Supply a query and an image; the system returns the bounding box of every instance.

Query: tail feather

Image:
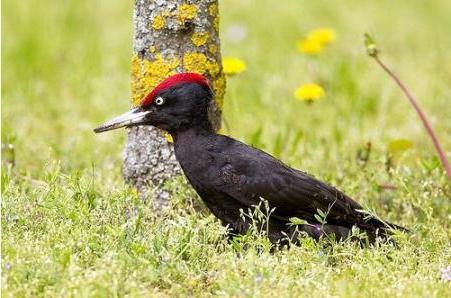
[363,217,409,232]
[358,218,409,243]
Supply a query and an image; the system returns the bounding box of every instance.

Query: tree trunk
[124,0,225,209]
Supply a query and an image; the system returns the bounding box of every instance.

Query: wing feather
[215,140,366,227]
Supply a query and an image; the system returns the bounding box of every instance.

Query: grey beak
[93,108,151,133]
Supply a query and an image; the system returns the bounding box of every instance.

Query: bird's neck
[171,124,215,144]
[171,125,217,167]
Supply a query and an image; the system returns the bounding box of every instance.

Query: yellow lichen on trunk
[191,31,209,47]
[176,4,198,24]
[131,54,179,106]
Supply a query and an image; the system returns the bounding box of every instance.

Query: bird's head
[94,73,214,134]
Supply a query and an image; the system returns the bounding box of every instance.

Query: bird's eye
[155,97,165,106]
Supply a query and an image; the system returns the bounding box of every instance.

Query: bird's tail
[366,217,409,232]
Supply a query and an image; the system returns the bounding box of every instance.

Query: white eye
[155,97,165,106]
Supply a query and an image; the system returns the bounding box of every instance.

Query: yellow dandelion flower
[308,28,336,45]
[294,83,325,101]
[297,27,336,55]
[297,38,324,54]
[222,57,246,76]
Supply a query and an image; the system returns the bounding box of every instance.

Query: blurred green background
[3,0,450,176]
[2,1,450,297]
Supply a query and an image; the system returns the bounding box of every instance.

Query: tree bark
[124,0,225,209]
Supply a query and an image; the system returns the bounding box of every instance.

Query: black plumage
[95,74,406,245]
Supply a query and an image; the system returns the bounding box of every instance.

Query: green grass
[2,0,451,296]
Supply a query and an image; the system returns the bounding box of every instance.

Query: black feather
[173,129,406,245]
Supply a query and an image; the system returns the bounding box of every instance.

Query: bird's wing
[214,139,367,227]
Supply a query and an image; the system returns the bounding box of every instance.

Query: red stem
[374,56,451,179]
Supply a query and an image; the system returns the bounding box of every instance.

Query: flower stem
[373,56,451,179]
